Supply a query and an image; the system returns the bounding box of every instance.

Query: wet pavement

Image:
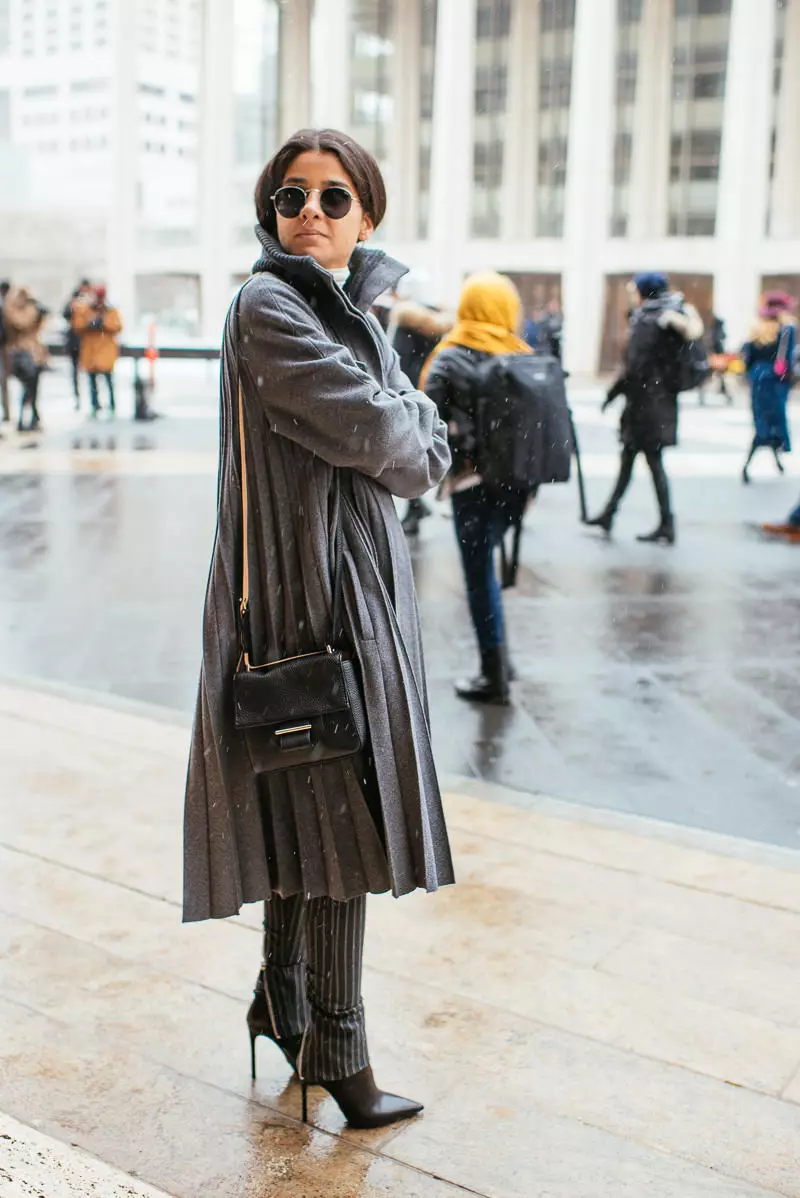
[1,681,799,1196]
[1,359,799,848]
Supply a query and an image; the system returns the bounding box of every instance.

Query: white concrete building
[1,0,798,371]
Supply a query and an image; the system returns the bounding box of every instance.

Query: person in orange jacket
[72,285,123,416]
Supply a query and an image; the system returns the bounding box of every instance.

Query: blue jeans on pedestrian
[88,371,115,413]
[451,483,528,652]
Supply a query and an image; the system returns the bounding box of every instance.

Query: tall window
[536,0,575,238]
[471,0,511,238]
[610,0,643,237]
[233,0,281,168]
[668,0,731,236]
[0,0,9,54]
[350,0,395,173]
[417,0,437,238]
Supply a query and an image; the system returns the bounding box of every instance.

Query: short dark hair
[0,281,9,293]
[255,128,387,237]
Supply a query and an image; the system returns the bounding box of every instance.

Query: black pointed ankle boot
[247,976,304,1080]
[301,1065,423,1130]
[455,647,510,705]
[585,509,615,533]
[636,515,675,545]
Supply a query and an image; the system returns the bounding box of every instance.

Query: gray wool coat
[182,229,455,922]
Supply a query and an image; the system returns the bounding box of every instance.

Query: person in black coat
[587,272,703,545]
[389,280,452,534]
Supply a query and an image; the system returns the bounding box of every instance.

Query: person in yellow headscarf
[421,272,533,706]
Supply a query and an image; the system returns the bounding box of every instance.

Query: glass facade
[232,0,281,245]
[233,0,281,168]
[471,0,510,238]
[668,0,731,237]
[417,0,437,238]
[536,0,575,238]
[349,0,395,173]
[610,0,643,237]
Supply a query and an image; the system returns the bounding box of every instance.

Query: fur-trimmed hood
[390,300,453,341]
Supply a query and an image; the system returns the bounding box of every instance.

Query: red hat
[759,290,796,319]
[94,285,107,302]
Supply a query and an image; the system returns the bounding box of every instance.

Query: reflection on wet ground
[1,372,799,848]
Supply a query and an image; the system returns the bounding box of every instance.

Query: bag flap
[233,651,352,728]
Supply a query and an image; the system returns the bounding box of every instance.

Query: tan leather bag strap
[237,381,252,667]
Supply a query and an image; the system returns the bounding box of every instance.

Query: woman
[71,285,123,416]
[184,129,453,1129]
[3,286,48,431]
[587,273,703,545]
[421,272,532,705]
[741,291,796,484]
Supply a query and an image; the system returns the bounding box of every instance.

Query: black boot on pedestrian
[773,449,785,475]
[455,647,510,705]
[302,1065,423,1130]
[636,516,675,546]
[585,509,615,534]
[401,498,431,537]
[247,974,304,1080]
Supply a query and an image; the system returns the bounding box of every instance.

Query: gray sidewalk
[1,680,800,1196]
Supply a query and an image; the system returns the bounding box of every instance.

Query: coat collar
[252,226,407,314]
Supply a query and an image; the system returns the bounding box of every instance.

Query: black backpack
[628,305,710,394]
[475,353,573,491]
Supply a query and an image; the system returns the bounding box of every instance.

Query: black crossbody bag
[231,372,367,774]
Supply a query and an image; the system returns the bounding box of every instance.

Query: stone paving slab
[0,1112,172,1197]
[1,683,800,1195]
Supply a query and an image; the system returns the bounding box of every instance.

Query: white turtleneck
[329,266,350,288]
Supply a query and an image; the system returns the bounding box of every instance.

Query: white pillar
[428,0,476,305]
[715,0,775,348]
[310,0,350,130]
[502,0,539,240]
[770,0,800,240]
[628,0,673,242]
[279,0,312,140]
[562,0,615,375]
[106,0,138,331]
[198,0,235,342]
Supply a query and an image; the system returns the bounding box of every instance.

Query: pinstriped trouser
[261,893,369,1083]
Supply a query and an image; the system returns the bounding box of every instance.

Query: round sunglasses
[271,185,357,221]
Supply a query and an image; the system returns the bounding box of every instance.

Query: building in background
[0,0,798,371]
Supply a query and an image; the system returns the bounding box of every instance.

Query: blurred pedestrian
[3,286,49,431]
[72,285,123,416]
[0,280,10,423]
[741,291,796,484]
[762,497,800,543]
[421,271,535,705]
[700,312,732,406]
[522,307,541,351]
[538,298,563,361]
[63,278,92,410]
[388,272,452,534]
[587,272,704,545]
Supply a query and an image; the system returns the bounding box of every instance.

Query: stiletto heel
[301,1082,308,1124]
[249,1027,257,1081]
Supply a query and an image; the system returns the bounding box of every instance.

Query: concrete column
[502,0,539,239]
[198,0,235,342]
[106,0,138,331]
[390,0,422,242]
[310,0,350,129]
[628,0,673,241]
[562,0,615,374]
[770,0,800,240]
[279,0,312,140]
[428,0,476,305]
[715,0,775,347]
